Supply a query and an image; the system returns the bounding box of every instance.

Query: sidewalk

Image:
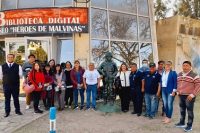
[0,97,48,133]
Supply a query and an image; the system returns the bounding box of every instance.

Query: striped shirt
[177,70,200,97]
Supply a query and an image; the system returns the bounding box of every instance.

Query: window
[139,43,153,65]
[91,40,109,67]
[58,40,74,64]
[1,0,16,10]
[18,0,53,8]
[55,0,72,7]
[138,0,149,16]
[91,0,107,8]
[139,17,151,42]
[179,24,186,34]
[111,41,139,66]
[91,9,108,39]
[108,0,136,14]
[109,12,138,41]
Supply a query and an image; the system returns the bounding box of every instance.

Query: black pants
[130,89,143,114]
[43,90,55,108]
[65,87,73,106]
[119,87,130,111]
[179,95,195,127]
[32,91,41,111]
[3,85,20,113]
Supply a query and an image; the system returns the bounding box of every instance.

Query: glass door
[5,37,51,65]
[5,38,26,65]
[57,39,74,64]
[26,37,51,65]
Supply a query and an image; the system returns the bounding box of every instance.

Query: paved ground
[0,97,48,133]
[12,97,200,133]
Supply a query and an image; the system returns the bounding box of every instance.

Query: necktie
[9,64,12,68]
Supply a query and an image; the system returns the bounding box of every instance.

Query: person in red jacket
[29,62,45,114]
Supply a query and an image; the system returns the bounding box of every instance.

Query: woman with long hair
[63,61,73,108]
[42,64,54,110]
[28,62,45,114]
[70,60,85,110]
[117,62,131,112]
[54,64,65,111]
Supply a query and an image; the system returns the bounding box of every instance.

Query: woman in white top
[117,63,131,112]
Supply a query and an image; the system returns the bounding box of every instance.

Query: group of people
[116,59,200,132]
[0,54,200,132]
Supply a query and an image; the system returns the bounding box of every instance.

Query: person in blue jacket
[161,61,177,124]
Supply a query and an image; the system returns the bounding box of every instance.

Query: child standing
[54,64,65,111]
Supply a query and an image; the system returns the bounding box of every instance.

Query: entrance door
[57,39,74,64]
[5,37,51,65]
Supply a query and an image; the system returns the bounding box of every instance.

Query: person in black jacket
[0,54,23,117]
[62,61,73,108]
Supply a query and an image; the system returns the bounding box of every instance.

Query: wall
[156,16,178,69]
[74,33,90,69]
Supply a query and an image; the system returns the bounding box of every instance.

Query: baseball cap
[149,62,156,67]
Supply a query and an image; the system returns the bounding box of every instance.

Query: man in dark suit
[0,54,23,117]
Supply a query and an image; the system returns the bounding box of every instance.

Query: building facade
[0,0,158,68]
[156,15,200,75]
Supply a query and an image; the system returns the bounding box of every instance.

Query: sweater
[29,71,45,91]
[177,71,200,97]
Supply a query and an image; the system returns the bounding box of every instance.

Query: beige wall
[156,16,178,68]
[74,33,90,69]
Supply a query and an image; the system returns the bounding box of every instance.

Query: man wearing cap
[175,61,200,132]
[143,62,161,119]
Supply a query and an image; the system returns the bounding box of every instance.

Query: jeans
[144,93,158,117]
[179,95,195,127]
[73,88,85,107]
[162,87,175,118]
[86,84,97,108]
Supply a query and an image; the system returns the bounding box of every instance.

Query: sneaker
[86,107,90,111]
[74,106,79,110]
[143,114,149,117]
[68,106,72,109]
[26,105,30,110]
[184,126,192,132]
[149,116,154,119]
[80,106,84,110]
[91,107,97,111]
[175,123,185,128]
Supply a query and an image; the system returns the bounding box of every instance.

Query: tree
[17,46,25,53]
[174,0,200,19]
[154,0,169,20]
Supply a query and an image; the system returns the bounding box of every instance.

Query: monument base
[97,101,121,113]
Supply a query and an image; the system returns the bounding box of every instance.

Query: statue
[98,52,118,104]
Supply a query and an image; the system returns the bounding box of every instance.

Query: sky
[164,0,177,17]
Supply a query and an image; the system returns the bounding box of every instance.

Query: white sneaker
[26,105,30,110]
[68,106,71,109]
